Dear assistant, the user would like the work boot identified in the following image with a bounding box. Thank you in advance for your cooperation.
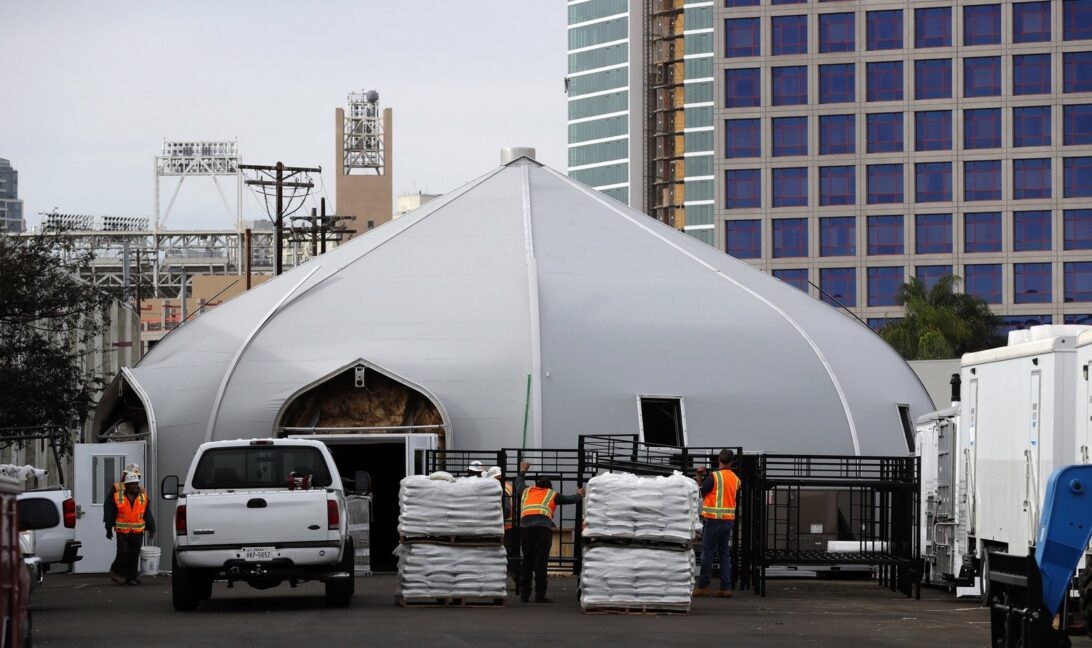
[715,589,733,598]
[692,586,711,598]
[534,595,553,603]
[109,572,124,585]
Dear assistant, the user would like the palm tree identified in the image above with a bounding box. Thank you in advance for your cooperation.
[879,275,1002,360]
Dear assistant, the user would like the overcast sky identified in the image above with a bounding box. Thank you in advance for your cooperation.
[0,1,567,229]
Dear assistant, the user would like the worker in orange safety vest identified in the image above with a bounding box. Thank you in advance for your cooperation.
[516,474,584,603]
[105,467,156,585]
[693,449,741,598]
[494,461,528,592]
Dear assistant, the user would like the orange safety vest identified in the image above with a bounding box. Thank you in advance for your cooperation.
[503,482,514,530]
[701,469,740,521]
[114,487,148,534]
[520,486,557,519]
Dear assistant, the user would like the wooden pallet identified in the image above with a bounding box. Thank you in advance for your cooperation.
[582,536,693,551]
[395,594,506,608]
[399,535,504,547]
[583,602,691,616]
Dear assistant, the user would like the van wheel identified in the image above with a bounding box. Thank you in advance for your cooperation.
[325,538,355,608]
[172,559,201,611]
[1079,569,1092,638]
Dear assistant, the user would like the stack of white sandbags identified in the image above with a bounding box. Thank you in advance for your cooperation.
[397,472,507,601]
[580,471,699,610]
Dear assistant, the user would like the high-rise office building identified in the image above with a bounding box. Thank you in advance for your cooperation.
[0,158,25,233]
[568,0,1092,332]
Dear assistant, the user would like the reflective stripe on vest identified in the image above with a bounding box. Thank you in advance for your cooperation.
[503,482,514,530]
[701,469,740,520]
[520,486,557,519]
[115,488,148,533]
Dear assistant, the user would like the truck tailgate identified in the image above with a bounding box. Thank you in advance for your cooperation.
[185,491,331,546]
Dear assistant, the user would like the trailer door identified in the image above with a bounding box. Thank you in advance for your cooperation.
[72,441,146,573]
[1027,371,1042,545]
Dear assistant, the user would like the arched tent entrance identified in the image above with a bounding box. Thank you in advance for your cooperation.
[274,360,451,572]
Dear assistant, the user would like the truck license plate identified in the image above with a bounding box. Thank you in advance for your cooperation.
[244,547,273,561]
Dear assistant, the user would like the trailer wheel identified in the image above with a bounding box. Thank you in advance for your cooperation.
[980,552,992,606]
[1079,569,1092,638]
[324,538,355,608]
[172,559,201,611]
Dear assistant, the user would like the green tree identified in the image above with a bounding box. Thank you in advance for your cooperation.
[0,229,120,453]
[879,275,1002,360]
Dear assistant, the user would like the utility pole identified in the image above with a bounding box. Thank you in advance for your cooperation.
[239,162,320,275]
[287,197,355,257]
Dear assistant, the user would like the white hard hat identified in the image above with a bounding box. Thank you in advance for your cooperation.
[486,466,502,479]
[124,463,141,474]
[468,461,485,473]
[124,473,141,484]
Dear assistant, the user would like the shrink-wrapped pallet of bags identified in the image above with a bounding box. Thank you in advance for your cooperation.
[397,472,504,537]
[396,543,508,598]
[582,471,700,543]
[581,546,695,605]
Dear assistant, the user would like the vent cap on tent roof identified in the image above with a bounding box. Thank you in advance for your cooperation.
[501,147,538,166]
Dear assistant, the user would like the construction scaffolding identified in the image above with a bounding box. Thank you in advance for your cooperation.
[645,0,686,229]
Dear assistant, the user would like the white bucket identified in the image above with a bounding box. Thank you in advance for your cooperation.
[139,546,161,576]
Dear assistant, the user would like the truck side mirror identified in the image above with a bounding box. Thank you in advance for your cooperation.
[161,475,181,500]
[354,471,371,495]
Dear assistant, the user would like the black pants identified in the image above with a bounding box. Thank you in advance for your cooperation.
[504,528,521,587]
[519,526,552,598]
[110,532,143,581]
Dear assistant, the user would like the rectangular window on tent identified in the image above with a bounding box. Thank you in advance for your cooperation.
[820,216,856,256]
[638,397,684,446]
[916,162,953,203]
[819,166,856,206]
[916,7,952,48]
[1013,159,1052,200]
[725,169,761,209]
[1066,262,1092,301]
[1065,0,1092,40]
[820,267,857,306]
[820,13,855,53]
[820,63,855,103]
[915,110,952,151]
[867,61,904,101]
[725,119,761,158]
[916,59,953,100]
[725,219,762,258]
[1014,2,1051,42]
[917,265,953,290]
[1064,105,1092,145]
[964,4,1001,46]
[867,10,903,50]
[772,66,809,106]
[1014,210,1053,251]
[1014,263,1053,303]
[1065,157,1092,197]
[868,266,904,306]
[867,163,904,204]
[867,112,904,153]
[772,167,808,207]
[725,68,761,108]
[726,18,761,57]
[819,114,855,155]
[773,116,808,157]
[773,268,809,292]
[1065,209,1092,249]
[1064,52,1092,93]
[1014,106,1052,147]
[916,213,953,253]
[772,15,808,55]
[964,212,1003,252]
[964,56,1001,97]
[965,108,1002,149]
[868,215,904,255]
[773,218,809,257]
[965,264,1003,304]
[1013,54,1051,95]
[964,161,1002,202]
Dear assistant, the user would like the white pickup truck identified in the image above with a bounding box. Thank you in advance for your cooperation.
[162,438,355,610]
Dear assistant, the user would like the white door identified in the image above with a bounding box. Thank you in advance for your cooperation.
[405,434,439,475]
[73,441,146,573]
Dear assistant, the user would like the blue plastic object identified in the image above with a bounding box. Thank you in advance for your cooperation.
[1035,464,1092,615]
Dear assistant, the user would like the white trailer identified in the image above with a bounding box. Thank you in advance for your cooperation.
[1071,329,1092,467]
[916,405,972,588]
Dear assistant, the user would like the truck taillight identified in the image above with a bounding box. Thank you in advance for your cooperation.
[327,500,339,531]
[175,504,187,535]
[63,498,76,528]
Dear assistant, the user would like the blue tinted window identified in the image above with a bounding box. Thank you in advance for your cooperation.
[820,13,855,53]
[868,267,904,306]
[867,10,903,50]
[869,215,904,255]
[1064,0,1092,40]
[964,56,1001,97]
[965,108,1002,149]
[1014,210,1052,252]
[1065,52,1092,93]
[916,163,952,203]
[820,267,856,307]
[867,164,904,204]
[868,317,904,331]
[821,216,856,256]
[917,265,952,290]
[916,59,953,99]
[773,116,808,157]
[867,61,903,102]
[964,212,1002,252]
[1014,263,1052,303]
[773,268,809,292]
[772,167,808,207]
[916,7,952,48]
[916,213,953,253]
[819,114,855,155]
[820,63,855,103]
[726,119,761,158]
[772,66,808,105]
[1013,54,1051,95]
[771,0,805,4]
[772,15,808,55]
[725,68,761,108]
[964,161,1002,202]
[1013,159,1052,200]
[1014,2,1051,42]
[725,169,761,208]
[773,218,809,257]
[1064,105,1092,145]
[964,4,1001,45]
[726,0,759,5]
[726,18,761,57]
[726,220,762,258]
[1066,262,1092,301]
[965,264,1003,304]
[915,110,952,151]
[820,166,856,206]
[1014,106,1052,147]
[1066,314,1092,324]
[1065,157,1092,197]
[867,112,903,153]
[1064,209,1092,249]
[999,315,1053,335]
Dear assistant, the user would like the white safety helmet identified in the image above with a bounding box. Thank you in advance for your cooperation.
[485,466,502,479]
[124,467,142,483]
[468,460,485,474]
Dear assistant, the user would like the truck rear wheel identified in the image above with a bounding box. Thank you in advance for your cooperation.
[1080,568,1092,637]
[325,538,355,608]
[172,558,201,611]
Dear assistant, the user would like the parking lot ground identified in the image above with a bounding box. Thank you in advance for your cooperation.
[32,574,989,647]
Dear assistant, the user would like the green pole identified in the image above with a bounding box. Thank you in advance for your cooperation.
[521,373,532,449]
